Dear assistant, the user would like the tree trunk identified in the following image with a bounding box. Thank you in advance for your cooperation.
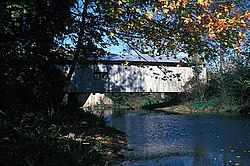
[62,0,89,104]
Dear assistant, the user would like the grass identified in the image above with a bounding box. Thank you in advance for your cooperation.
[0,107,126,166]
[106,93,173,109]
[187,99,218,111]
[154,99,219,114]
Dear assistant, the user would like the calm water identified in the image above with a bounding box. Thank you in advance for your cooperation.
[105,110,250,166]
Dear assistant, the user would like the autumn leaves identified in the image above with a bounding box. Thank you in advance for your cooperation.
[107,0,248,57]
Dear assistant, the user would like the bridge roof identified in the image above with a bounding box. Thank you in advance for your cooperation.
[95,53,189,64]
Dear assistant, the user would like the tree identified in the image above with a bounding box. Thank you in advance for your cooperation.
[0,0,74,113]
[61,0,249,92]
[1,0,248,111]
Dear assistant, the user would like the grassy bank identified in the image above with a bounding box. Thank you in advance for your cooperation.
[155,98,250,115]
[106,93,179,109]
[155,99,217,114]
[105,92,249,115]
[0,107,126,166]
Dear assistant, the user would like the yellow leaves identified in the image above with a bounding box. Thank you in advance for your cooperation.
[196,16,202,20]
[191,37,196,41]
[114,0,247,53]
[217,12,222,18]
[169,2,175,10]
[153,7,158,13]
[238,31,244,38]
[109,32,115,37]
[234,45,240,52]
[123,61,129,66]
[228,18,236,25]
[197,0,211,6]
[117,8,123,14]
[197,0,204,5]
[205,17,228,34]
[176,2,180,8]
[139,19,147,25]
[146,11,153,20]
[158,0,169,4]
[209,33,216,38]
[117,0,122,6]
[208,28,216,38]
[163,8,169,14]
[224,7,229,13]
[240,19,247,27]
[245,11,250,20]
[183,17,192,24]
[216,28,222,34]
[182,0,189,6]
[184,19,189,24]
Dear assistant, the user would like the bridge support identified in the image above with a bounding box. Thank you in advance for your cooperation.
[78,93,113,108]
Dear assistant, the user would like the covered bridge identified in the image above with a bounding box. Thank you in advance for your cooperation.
[68,54,207,93]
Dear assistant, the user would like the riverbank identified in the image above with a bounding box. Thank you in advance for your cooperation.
[154,99,250,115]
[105,92,249,115]
[154,102,219,114]
[0,107,126,165]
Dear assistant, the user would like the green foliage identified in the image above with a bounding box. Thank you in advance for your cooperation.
[186,62,250,114]
[183,66,206,101]
[208,64,250,108]
[106,93,171,108]
[203,76,221,99]
[139,94,165,106]
[222,65,250,105]
[188,99,217,111]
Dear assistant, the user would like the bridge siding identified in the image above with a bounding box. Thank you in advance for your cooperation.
[68,63,206,93]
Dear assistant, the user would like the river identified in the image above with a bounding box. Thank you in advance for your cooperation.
[104,109,250,166]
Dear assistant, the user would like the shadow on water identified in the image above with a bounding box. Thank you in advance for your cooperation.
[104,109,250,166]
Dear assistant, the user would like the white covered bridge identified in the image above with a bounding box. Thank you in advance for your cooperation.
[68,54,207,93]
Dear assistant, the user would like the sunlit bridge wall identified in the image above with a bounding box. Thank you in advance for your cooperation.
[68,62,207,93]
